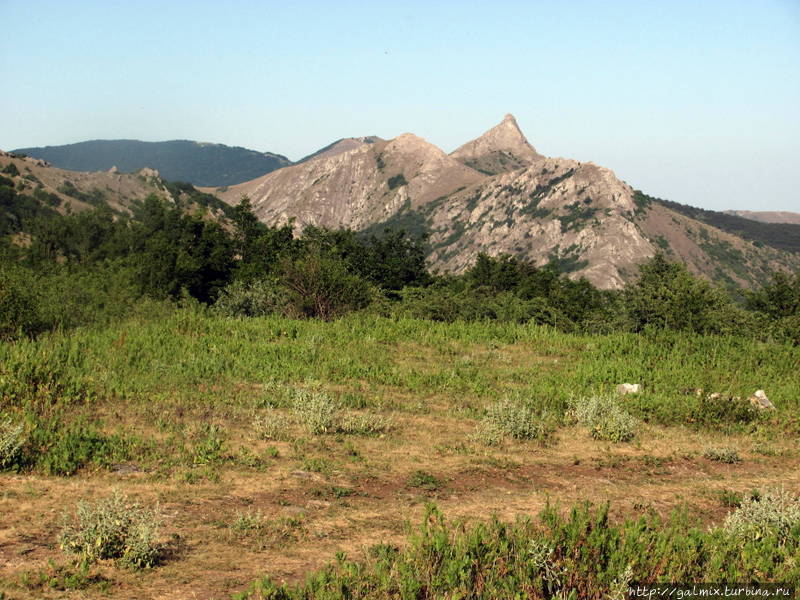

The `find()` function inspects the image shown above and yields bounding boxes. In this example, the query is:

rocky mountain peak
[450,114,542,175]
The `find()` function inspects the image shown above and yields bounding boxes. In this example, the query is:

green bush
[567,396,639,442]
[214,278,288,317]
[60,491,162,569]
[0,417,25,470]
[292,390,340,434]
[0,267,44,339]
[280,253,373,320]
[473,398,554,445]
[722,488,800,544]
[624,254,755,335]
[236,502,800,599]
[34,422,133,476]
[253,408,292,441]
[2,162,20,176]
[703,446,741,463]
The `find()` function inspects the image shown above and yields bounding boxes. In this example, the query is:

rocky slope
[208,133,484,232]
[450,113,542,175]
[209,115,800,289]
[0,151,230,237]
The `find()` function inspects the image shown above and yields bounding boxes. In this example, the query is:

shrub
[214,278,287,317]
[2,162,19,176]
[337,412,394,436]
[624,253,751,335]
[191,423,226,465]
[567,396,639,442]
[473,399,554,445]
[253,408,291,440]
[60,491,162,569]
[722,488,800,543]
[292,390,340,434]
[0,417,25,470]
[703,446,741,463]
[0,267,43,339]
[387,173,408,189]
[280,253,373,320]
[33,423,132,476]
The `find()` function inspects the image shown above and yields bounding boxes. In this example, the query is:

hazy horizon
[1,0,798,211]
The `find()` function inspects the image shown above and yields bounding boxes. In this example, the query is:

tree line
[1,195,798,343]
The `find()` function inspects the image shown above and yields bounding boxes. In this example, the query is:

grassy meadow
[1,308,799,598]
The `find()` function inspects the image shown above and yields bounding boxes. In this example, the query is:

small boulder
[748,389,775,411]
[616,383,641,395]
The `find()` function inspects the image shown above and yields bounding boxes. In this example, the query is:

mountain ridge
[208,114,800,289]
[12,139,291,187]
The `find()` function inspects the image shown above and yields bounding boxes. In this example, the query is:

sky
[1,0,798,211]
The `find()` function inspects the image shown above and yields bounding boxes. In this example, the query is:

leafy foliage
[567,396,639,442]
[236,502,800,599]
[60,491,162,569]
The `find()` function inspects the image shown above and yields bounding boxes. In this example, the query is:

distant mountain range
[12,140,291,187]
[6,118,800,289]
[724,210,800,225]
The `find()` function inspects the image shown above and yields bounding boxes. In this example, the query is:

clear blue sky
[1,0,798,211]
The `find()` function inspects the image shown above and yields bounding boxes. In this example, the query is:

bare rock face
[450,114,542,175]
[207,114,800,289]
[213,133,483,232]
[137,167,160,179]
[296,136,383,164]
[425,157,654,288]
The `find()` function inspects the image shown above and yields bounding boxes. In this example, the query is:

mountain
[0,150,231,237]
[209,115,800,289]
[296,136,383,164]
[724,210,800,225]
[450,113,542,175]
[11,140,291,187]
[208,133,484,231]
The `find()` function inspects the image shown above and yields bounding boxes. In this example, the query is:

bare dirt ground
[2,415,797,600]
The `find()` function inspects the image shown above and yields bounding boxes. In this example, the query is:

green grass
[1,308,799,476]
[2,308,800,595]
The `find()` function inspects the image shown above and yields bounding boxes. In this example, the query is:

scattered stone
[748,389,775,411]
[616,383,641,395]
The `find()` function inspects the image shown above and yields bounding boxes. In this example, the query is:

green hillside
[13,139,291,187]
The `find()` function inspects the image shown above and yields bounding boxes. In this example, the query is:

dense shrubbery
[235,502,800,599]
[1,193,798,341]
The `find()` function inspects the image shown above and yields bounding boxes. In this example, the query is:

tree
[745,271,800,319]
[624,253,745,334]
[232,196,297,282]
